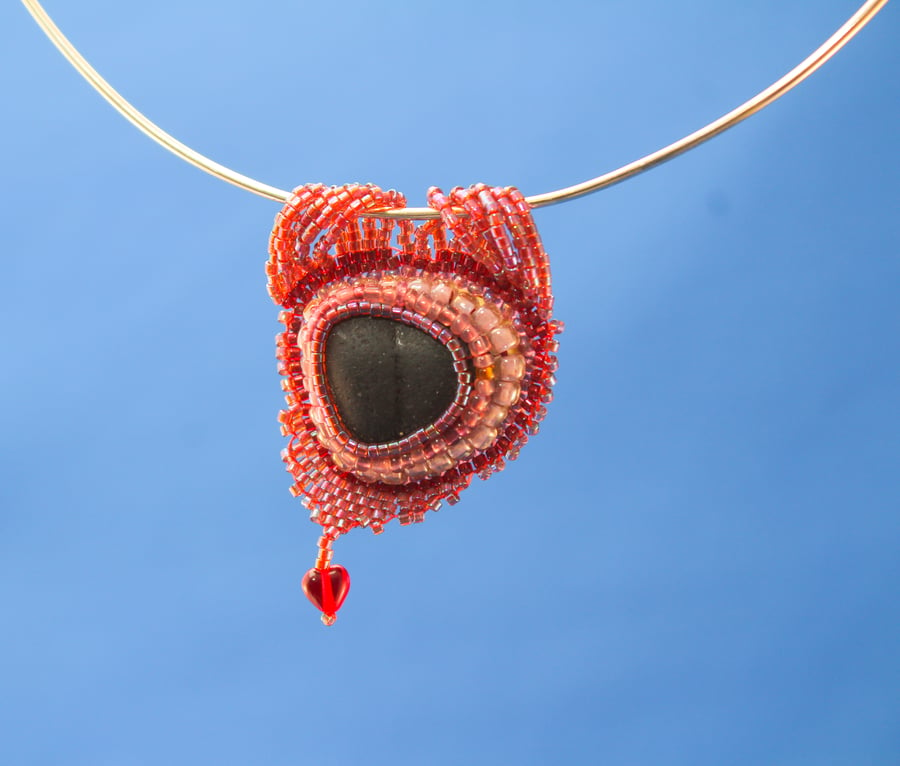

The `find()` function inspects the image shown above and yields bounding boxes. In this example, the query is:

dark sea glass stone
[324,316,458,445]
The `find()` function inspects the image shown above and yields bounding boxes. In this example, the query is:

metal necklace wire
[21,0,890,218]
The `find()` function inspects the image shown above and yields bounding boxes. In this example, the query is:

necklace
[21,0,890,625]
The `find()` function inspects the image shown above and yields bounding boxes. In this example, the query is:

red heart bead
[301,565,351,624]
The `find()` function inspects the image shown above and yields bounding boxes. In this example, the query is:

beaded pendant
[267,183,561,623]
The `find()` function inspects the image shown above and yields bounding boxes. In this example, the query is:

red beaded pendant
[267,183,561,624]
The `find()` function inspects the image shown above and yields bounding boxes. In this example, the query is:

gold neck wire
[22,0,890,220]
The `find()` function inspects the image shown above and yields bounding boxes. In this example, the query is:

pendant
[267,183,561,623]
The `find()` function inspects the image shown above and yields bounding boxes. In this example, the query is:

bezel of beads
[298,273,529,486]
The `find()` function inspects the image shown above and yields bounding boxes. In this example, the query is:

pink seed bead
[332,451,358,471]
[497,353,525,381]
[493,381,521,407]
[334,286,356,304]
[472,306,501,332]
[461,407,482,427]
[466,424,498,451]
[459,324,480,344]
[489,326,517,353]
[469,393,489,413]
[319,434,341,452]
[427,453,454,474]
[363,284,382,302]
[414,293,435,315]
[406,463,432,481]
[447,441,473,461]
[430,282,453,304]
[483,404,509,428]
[475,378,495,397]
[451,315,474,338]
[451,295,476,314]
[378,471,407,485]
[407,279,427,295]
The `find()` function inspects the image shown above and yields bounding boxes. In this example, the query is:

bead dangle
[267,183,562,623]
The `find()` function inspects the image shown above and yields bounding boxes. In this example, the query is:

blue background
[2,1,898,764]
